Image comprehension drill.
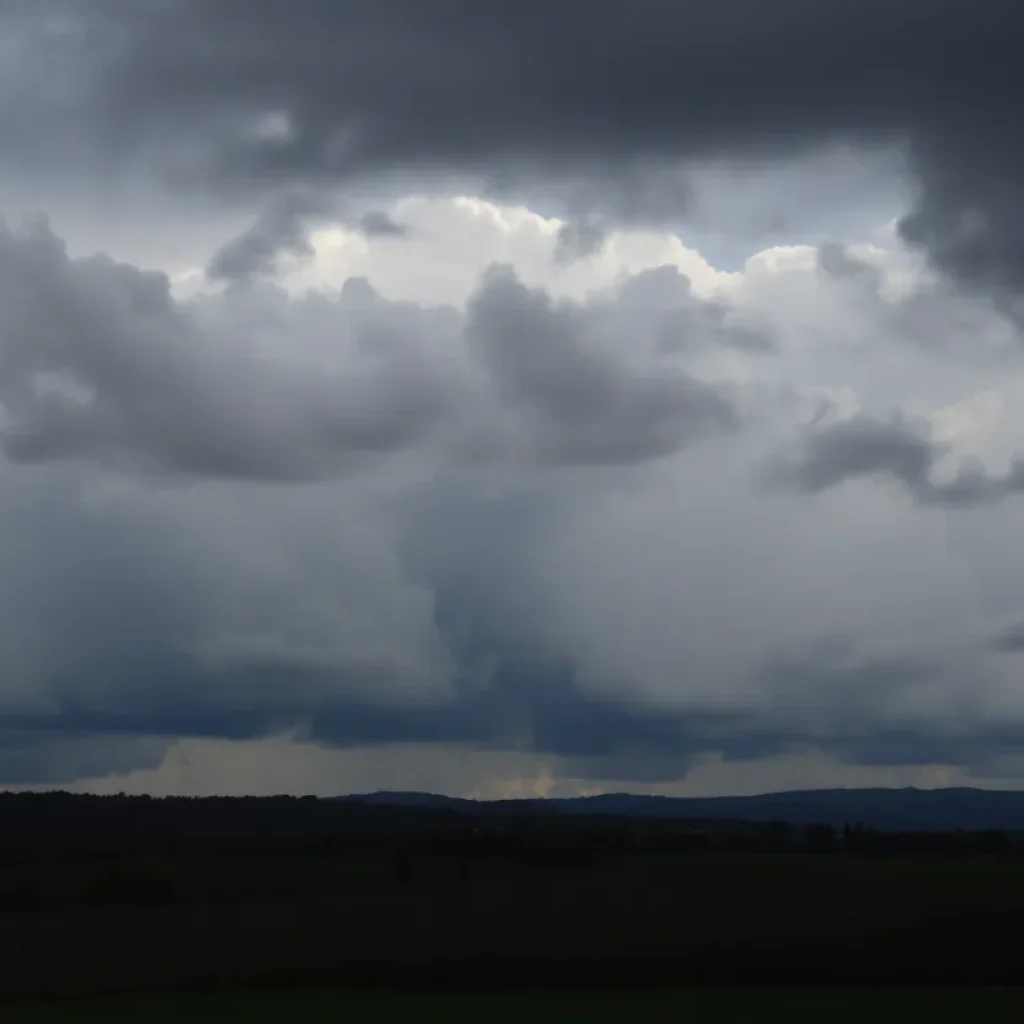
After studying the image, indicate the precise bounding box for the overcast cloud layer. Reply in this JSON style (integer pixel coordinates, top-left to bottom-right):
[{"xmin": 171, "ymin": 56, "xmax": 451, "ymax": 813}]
[
  {"xmin": 6, "ymin": 1, "xmax": 1024, "ymax": 289},
  {"xmin": 6, "ymin": 3, "xmax": 1024, "ymax": 795}
]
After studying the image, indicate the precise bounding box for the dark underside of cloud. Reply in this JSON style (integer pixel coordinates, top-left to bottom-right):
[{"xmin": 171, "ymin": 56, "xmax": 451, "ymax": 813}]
[
  {"xmin": 770, "ymin": 413, "xmax": 1024, "ymax": 507},
  {"xmin": 205, "ymin": 190, "xmax": 332, "ymax": 283},
  {"xmin": 0, "ymin": 460, "xmax": 1011, "ymax": 788},
  {"xmin": 205, "ymin": 195, "xmax": 411, "ymax": 284},
  {"xmin": 8, "ymin": 0, "xmax": 1024, "ymax": 291},
  {"xmin": 3, "ymin": 652, "xmax": 1022, "ymax": 786},
  {"xmin": 0, "ymin": 215, "xmax": 750, "ymax": 786}
]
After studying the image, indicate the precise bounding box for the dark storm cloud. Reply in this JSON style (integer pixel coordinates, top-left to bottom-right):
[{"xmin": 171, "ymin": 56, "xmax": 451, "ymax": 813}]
[
  {"xmin": 8, "ymin": 1, "xmax": 1024, "ymax": 288},
  {"xmin": 755, "ymin": 639, "xmax": 939, "ymax": 735},
  {"xmin": 0, "ymin": 469, "xmax": 777, "ymax": 781},
  {"xmin": 775, "ymin": 415, "xmax": 936, "ymax": 495},
  {"xmin": 553, "ymin": 216, "xmax": 610, "ymax": 267},
  {"xmin": 816, "ymin": 242, "xmax": 884, "ymax": 285},
  {"xmin": 0, "ymin": 623, "xmax": 980, "ymax": 787},
  {"xmin": 0, "ymin": 456, "xmax": 1008, "ymax": 788},
  {"xmin": 991, "ymin": 621, "xmax": 1024, "ymax": 653},
  {"xmin": 357, "ymin": 210, "xmax": 410, "ymax": 239},
  {"xmin": 0, "ymin": 731, "xmax": 170, "ymax": 785},
  {"xmin": 0, "ymin": 642, "xmax": 1010, "ymax": 786},
  {"xmin": 769, "ymin": 413, "xmax": 1024, "ymax": 507},
  {"xmin": 9, "ymin": 5, "xmax": 1024, "ymax": 793},
  {"xmin": 205, "ymin": 190, "xmax": 332, "ymax": 283},
  {"xmin": 206, "ymin": 198, "xmax": 409, "ymax": 284}
]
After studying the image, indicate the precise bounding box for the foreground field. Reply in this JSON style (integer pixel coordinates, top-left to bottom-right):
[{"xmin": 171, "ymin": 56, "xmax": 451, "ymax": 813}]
[
  {"xmin": 10, "ymin": 989, "xmax": 1024, "ymax": 1023},
  {"xmin": 4, "ymin": 853, "xmax": 1024, "ymax": 998}
]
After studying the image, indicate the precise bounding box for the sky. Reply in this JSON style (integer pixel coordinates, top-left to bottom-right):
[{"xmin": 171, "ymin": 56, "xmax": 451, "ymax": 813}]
[{"xmin": 6, "ymin": 1, "xmax": 1024, "ymax": 798}]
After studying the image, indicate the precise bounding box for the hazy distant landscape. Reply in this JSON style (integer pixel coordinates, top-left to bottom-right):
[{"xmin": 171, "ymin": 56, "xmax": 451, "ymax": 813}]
[{"xmin": 335, "ymin": 785, "xmax": 1024, "ymax": 831}]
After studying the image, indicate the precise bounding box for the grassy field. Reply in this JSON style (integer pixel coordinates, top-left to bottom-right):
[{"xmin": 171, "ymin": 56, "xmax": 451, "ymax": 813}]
[
  {"xmin": 3, "ymin": 855, "xmax": 1024, "ymax": 1001},
  {"xmin": 6, "ymin": 849, "xmax": 1024, "ymax": 915},
  {"xmin": 4, "ymin": 852, "xmax": 1024, "ymax": 1001},
  {"xmin": 9, "ymin": 989, "xmax": 1024, "ymax": 1023}
]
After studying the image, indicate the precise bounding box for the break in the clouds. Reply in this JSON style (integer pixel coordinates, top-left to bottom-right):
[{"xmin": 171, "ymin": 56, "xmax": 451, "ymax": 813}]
[{"xmin": 9, "ymin": 3, "xmax": 1024, "ymax": 795}]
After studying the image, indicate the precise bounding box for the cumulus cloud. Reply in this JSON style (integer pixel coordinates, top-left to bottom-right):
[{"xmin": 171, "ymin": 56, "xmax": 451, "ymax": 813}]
[
  {"xmin": 357, "ymin": 210, "xmax": 410, "ymax": 239},
  {"xmin": 205, "ymin": 189, "xmax": 333, "ymax": 283},
  {"xmin": 769, "ymin": 412, "xmax": 1024, "ymax": 507},
  {"xmin": 0, "ymin": 211, "xmax": 765, "ymax": 787},
  {"xmin": 991, "ymin": 621, "xmax": 1024, "ymax": 654},
  {"xmin": 0, "ymin": 217, "xmax": 738, "ymax": 480},
  {"xmin": 2, "ymin": 200, "xmax": 1024, "ymax": 791},
  {"xmin": 553, "ymin": 215, "xmax": 611, "ymax": 267},
  {"xmin": 206, "ymin": 196, "xmax": 412, "ymax": 284},
  {"xmin": 0, "ymin": 219, "xmax": 461, "ymax": 479},
  {"xmin": 462, "ymin": 265, "xmax": 737, "ymax": 465},
  {"xmin": 9, "ymin": 4, "xmax": 1024, "ymax": 796}
]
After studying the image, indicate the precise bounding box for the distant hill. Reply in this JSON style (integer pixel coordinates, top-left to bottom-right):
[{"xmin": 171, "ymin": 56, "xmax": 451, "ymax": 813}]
[
  {"xmin": 332, "ymin": 787, "xmax": 1024, "ymax": 832},
  {"xmin": 331, "ymin": 791, "xmax": 476, "ymax": 811}
]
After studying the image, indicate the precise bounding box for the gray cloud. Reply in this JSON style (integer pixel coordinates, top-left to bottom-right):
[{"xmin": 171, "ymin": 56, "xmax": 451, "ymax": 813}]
[
  {"xmin": 464, "ymin": 265, "xmax": 738, "ymax": 465},
  {"xmin": 769, "ymin": 413, "xmax": 1024, "ymax": 507},
  {"xmin": 991, "ymin": 620, "xmax": 1024, "ymax": 653},
  {"xmin": 553, "ymin": 215, "xmax": 610, "ymax": 267},
  {"xmin": 357, "ymin": 210, "xmax": 410, "ymax": 239},
  {"xmin": 0, "ymin": 462, "xmax": 803, "ymax": 783},
  {"xmin": 207, "ymin": 198, "xmax": 410, "ymax": 284},
  {"xmin": 0, "ymin": 219, "xmax": 738, "ymax": 480},
  {"xmin": 4, "ymin": 196, "xmax": 1024, "ymax": 790},
  {"xmin": 206, "ymin": 189, "xmax": 333, "ymax": 282},
  {"xmin": 816, "ymin": 242, "xmax": 884, "ymax": 285},
  {"xmin": 0, "ymin": 730, "xmax": 170, "ymax": 785},
  {"xmin": 0, "ymin": 219, "xmax": 459, "ymax": 479},
  {"xmin": 0, "ymin": 218, "xmax": 779, "ymax": 786},
  {"xmin": 772, "ymin": 415, "xmax": 937, "ymax": 495},
  {"xmin": 6, "ymin": 2, "xmax": 1024, "ymax": 289}
]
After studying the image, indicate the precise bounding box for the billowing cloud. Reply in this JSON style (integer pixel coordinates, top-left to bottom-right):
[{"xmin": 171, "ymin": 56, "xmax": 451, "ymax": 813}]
[
  {"xmin": 207, "ymin": 196, "xmax": 412, "ymax": 284},
  {"xmin": 770, "ymin": 413, "xmax": 1024, "ymax": 507},
  {"xmin": 0, "ymin": 217, "xmax": 738, "ymax": 480},
  {"xmin": 0, "ymin": 220, "xmax": 457, "ymax": 479},
  {"xmin": 461, "ymin": 265, "xmax": 737, "ymax": 465},
  {"xmin": 8, "ymin": 4, "xmax": 1024, "ymax": 796},
  {"xmin": 357, "ymin": 210, "xmax": 410, "ymax": 239},
  {"xmin": 0, "ymin": 204, "xmax": 1023, "ymax": 794},
  {"xmin": 205, "ymin": 189, "xmax": 333, "ymax": 283}
]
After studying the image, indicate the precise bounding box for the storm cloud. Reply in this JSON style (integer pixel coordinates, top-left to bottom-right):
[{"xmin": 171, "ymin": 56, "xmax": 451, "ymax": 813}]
[
  {"xmin": 6, "ymin": 5, "xmax": 1024, "ymax": 794},
  {"xmin": 0, "ymin": 218, "xmax": 736, "ymax": 480},
  {"xmin": 205, "ymin": 190, "xmax": 334, "ymax": 283},
  {"xmin": 5, "ymin": 1, "xmax": 1024, "ymax": 291},
  {"xmin": 771, "ymin": 413, "xmax": 1024, "ymax": 507},
  {"xmin": 2, "ymin": 198, "xmax": 1024, "ymax": 790}
]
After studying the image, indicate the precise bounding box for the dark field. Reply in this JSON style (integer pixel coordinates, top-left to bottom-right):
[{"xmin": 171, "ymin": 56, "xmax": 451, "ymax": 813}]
[
  {"xmin": 4, "ymin": 793, "xmax": 1024, "ymax": 1002},
  {"xmin": 10, "ymin": 989, "xmax": 1024, "ymax": 1023},
  {"xmin": 4, "ymin": 852, "xmax": 1024, "ymax": 999}
]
